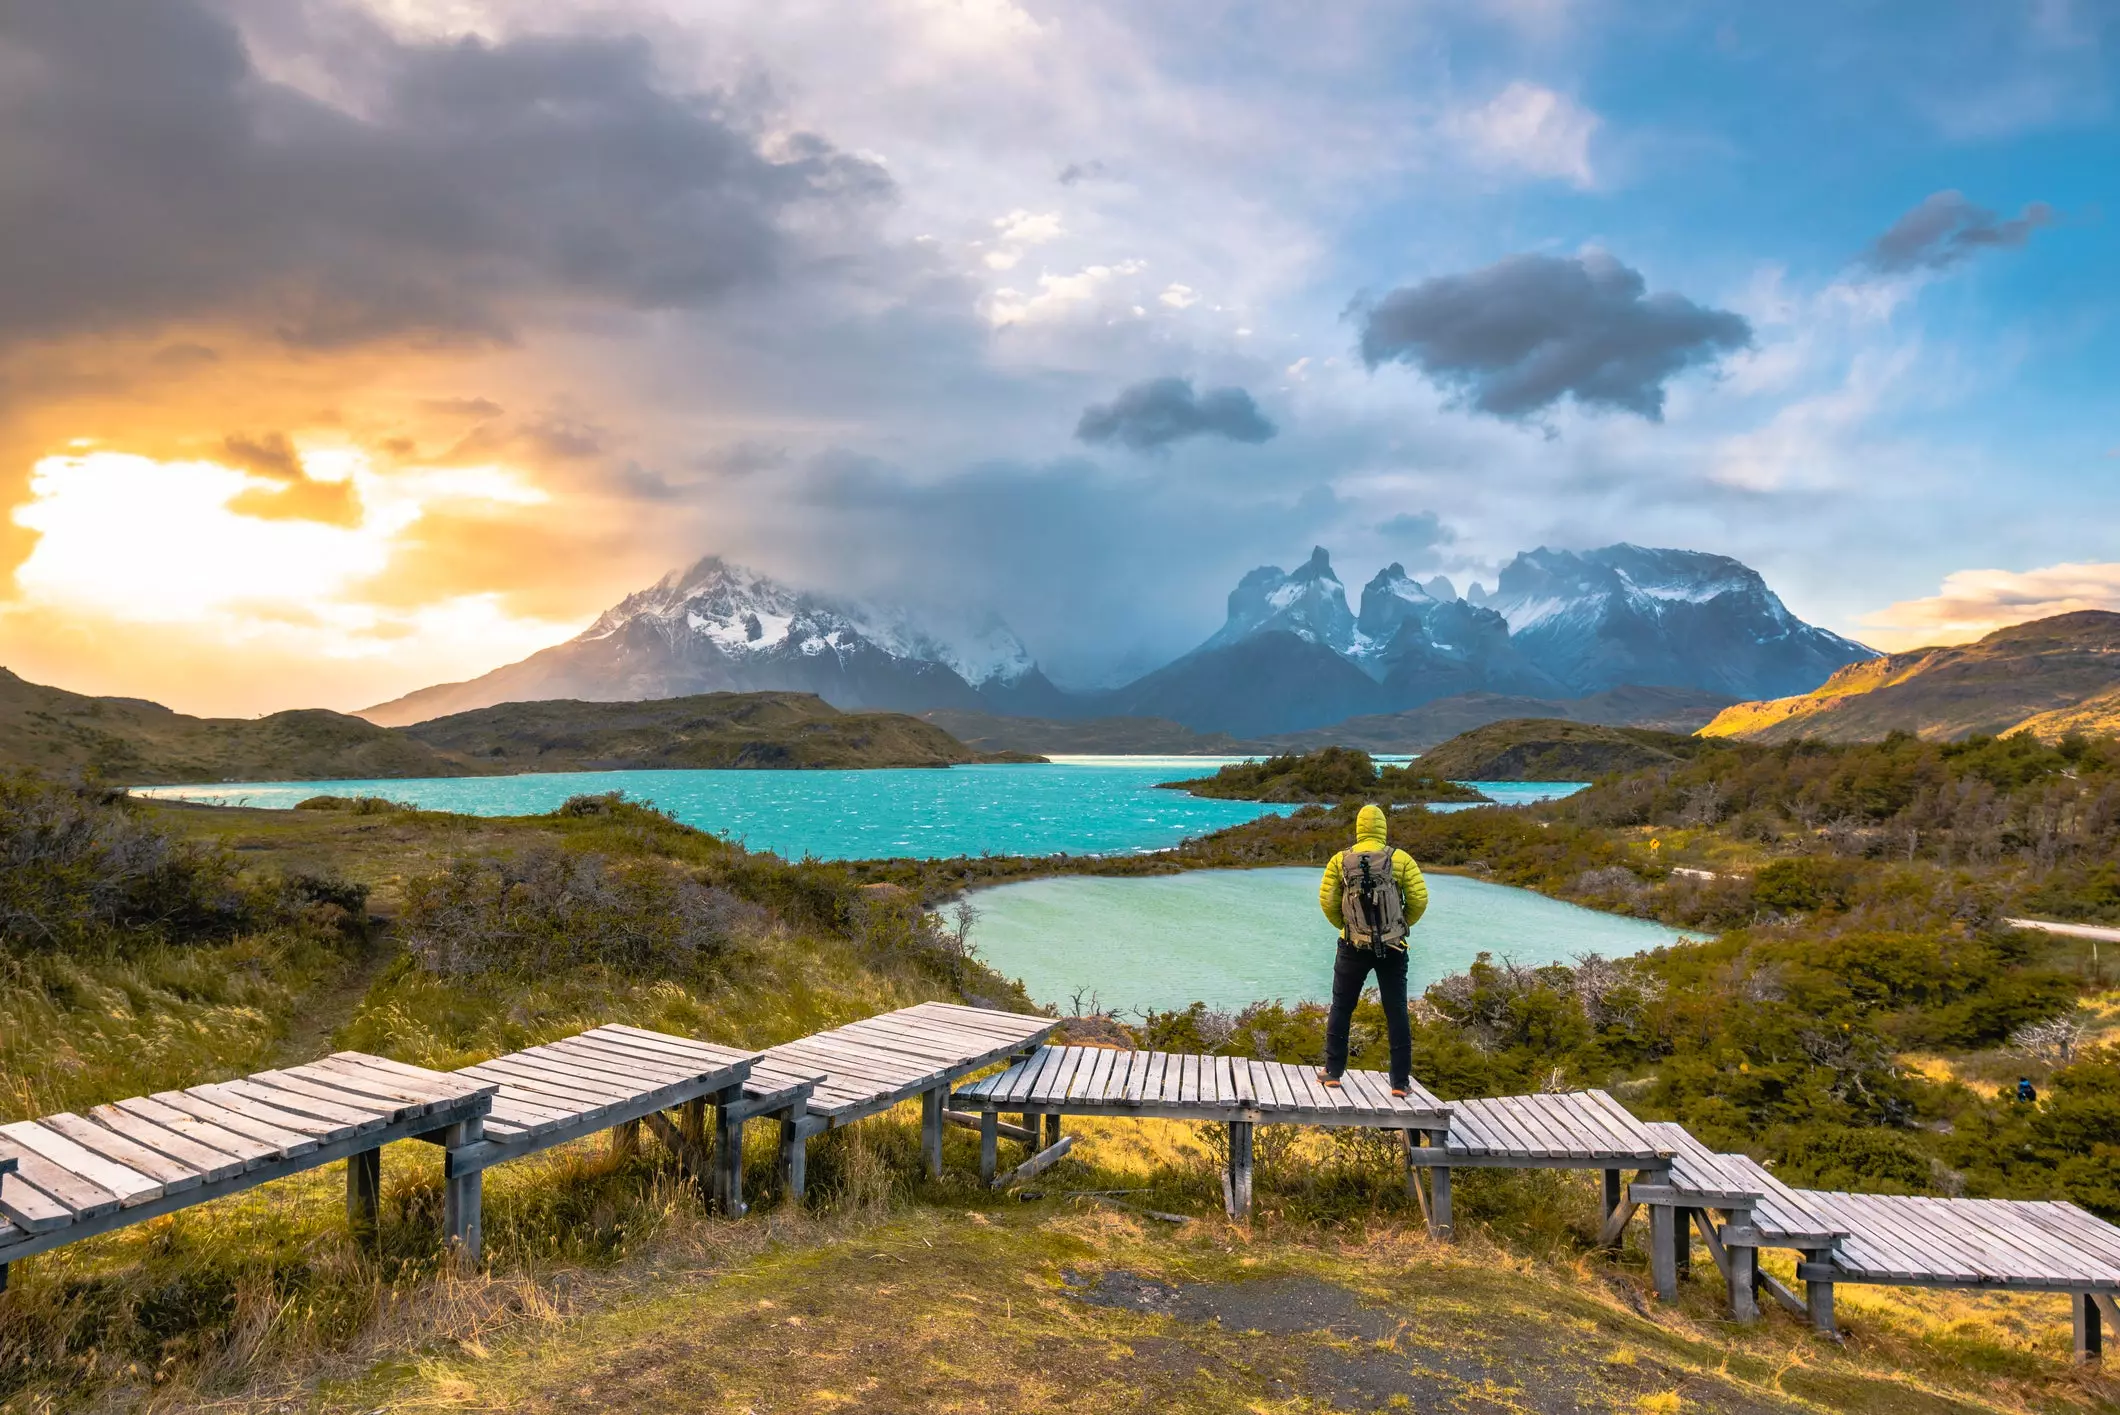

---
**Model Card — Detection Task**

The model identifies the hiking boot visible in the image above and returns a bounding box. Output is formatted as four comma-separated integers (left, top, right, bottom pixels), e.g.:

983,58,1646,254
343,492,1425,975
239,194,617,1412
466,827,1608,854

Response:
1391,1085,1410,1098
1316,1070,1342,1088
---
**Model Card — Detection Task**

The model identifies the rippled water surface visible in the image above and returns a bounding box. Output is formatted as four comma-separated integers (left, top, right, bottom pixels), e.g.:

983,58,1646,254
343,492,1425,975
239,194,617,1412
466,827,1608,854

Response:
136,760,1586,862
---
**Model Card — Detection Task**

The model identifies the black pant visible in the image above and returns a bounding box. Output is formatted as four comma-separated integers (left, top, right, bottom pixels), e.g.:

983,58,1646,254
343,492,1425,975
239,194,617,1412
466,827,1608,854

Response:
1323,939,1411,1088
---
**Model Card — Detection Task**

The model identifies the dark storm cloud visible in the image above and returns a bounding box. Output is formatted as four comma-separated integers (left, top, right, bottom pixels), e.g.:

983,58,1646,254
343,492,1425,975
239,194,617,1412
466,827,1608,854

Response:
1355,252,1752,422
0,0,892,351
1075,377,1277,451
1867,190,2055,273
1378,509,1456,552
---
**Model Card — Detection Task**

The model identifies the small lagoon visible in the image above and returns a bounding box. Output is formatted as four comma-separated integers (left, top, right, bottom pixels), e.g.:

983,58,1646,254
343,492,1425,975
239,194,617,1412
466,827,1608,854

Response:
135,760,1587,862
965,867,1690,1015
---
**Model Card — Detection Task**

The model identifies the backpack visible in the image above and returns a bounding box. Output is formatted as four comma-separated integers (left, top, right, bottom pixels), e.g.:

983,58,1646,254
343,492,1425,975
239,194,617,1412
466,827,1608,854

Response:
1339,848,1407,950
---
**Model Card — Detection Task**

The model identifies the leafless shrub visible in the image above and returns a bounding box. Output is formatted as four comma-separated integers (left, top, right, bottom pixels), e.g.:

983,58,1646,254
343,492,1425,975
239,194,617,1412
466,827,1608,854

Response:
2007,1015,2088,1067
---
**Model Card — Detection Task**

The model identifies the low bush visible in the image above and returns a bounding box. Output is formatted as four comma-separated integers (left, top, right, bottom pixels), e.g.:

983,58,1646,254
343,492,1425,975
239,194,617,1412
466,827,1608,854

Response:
397,847,764,981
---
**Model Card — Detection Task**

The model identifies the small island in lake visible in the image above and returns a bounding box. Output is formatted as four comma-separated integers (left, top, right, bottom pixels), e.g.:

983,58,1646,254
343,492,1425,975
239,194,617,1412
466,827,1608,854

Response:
1159,745,1490,804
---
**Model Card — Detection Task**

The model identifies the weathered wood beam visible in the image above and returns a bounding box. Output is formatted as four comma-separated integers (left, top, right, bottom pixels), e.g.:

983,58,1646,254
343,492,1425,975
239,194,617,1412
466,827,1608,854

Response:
1758,1270,1808,1318
994,1136,1074,1191
945,1110,1037,1144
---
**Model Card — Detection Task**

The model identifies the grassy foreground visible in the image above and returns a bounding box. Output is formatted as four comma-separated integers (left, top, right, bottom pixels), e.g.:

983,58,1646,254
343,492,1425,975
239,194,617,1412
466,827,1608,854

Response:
5,766,2120,1410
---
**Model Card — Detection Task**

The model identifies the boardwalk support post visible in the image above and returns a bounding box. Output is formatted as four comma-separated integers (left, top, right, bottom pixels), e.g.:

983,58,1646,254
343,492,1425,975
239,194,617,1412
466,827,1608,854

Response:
776,1099,809,1204
714,1084,747,1218
1649,1204,1679,1300
922,1087,945,1179
1044,1113,1062,1147
979,1110,998,1186
1601,1169,1624,1250
346,1147,381,1249
443,1118,484,1270
1803,1250,1837,1339
610,1117,640,1162
2077,1293,2104,1365
1425,1130,1453,1240
681,1097,707,1157
1226,1121,1254,1224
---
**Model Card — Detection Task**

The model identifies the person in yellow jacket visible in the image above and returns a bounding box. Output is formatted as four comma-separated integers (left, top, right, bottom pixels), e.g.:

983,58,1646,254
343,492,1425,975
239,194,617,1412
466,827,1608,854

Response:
1317,802,1428,1095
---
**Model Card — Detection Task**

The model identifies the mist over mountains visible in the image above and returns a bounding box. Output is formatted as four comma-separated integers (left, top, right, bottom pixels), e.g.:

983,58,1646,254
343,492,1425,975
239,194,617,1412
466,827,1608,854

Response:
362,546,1877,736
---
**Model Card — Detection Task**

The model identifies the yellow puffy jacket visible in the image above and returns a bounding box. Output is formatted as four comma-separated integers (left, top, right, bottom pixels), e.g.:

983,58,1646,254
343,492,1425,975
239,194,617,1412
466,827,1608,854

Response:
1318,803,1429,943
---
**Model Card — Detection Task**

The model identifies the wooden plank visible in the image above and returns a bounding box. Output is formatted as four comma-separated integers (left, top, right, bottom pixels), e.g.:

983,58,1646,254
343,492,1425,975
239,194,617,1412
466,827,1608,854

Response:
87,1105,248,1182
1892,1200,2052,1282
0,1135,122,1218
1910,1198,2101,1283
187,1083,347,1140
0,1161,74,1232
301,1055,463,1109
1497,1096,1571,1157
1016,1046,1059,1105
558,1029,744,1073
541,1037,709,1083
38,1114,204,1192
772,1033,940,1083
1231,1058,1258,1107
1339,1069,1389,1113
329,1050,497,1097
0,1154,78,1230
152,1091,317,1157
245,1071,401,1123
219,1078,389,1132
1047,1047,1089,1104
1962,1201,2120,1282
463,1066,612,1114
475,1055,637,1102
492,1049,662,1096
112,1097,279,1166
904,1002,1053,1038
1092,1047,1126,1102
589,1025,752,1065
0,1121,165,1206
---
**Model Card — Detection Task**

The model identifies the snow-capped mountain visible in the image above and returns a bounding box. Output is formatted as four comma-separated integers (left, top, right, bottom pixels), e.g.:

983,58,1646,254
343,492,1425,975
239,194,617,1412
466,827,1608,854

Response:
1201,547,1358,653
361,557,1064,726
1098,544,1872,735
1482,545,1876,699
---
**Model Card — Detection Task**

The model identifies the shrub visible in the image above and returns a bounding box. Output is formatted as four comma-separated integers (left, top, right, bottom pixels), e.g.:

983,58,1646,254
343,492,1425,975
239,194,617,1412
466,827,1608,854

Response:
0,774,249,951
397,847,762,981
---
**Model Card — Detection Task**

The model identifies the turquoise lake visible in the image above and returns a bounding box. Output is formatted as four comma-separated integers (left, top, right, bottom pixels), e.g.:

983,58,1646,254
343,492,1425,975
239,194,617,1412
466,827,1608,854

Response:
133,759,1586,862
965,867,1691,1015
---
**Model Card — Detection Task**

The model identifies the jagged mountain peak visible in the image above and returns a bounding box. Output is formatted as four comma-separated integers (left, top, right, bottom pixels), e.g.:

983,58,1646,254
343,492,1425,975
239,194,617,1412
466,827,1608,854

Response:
1205,548,1356,653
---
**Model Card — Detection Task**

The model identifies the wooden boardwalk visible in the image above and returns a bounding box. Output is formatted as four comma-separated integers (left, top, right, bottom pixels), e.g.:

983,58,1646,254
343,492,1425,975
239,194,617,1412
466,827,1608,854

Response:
744,1002,1059,1207
14,1007,2120,1366
450,1025,767,1220
1632,1119,2120,1354
0,1054,493,1286
954,1045,1449,1219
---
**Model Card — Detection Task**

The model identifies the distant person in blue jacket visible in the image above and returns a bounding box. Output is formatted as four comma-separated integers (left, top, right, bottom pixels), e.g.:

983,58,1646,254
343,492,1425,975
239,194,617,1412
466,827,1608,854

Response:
1317,803,1429,1097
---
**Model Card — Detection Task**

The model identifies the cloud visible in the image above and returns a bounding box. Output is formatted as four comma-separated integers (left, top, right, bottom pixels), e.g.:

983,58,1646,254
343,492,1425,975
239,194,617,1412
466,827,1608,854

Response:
1454,81,1599,187
1075,377,1278,452
1378,510,1457,553
1866,190,2056,273
0,0,892,352
1356,252,1752,421
1859,561,2120,649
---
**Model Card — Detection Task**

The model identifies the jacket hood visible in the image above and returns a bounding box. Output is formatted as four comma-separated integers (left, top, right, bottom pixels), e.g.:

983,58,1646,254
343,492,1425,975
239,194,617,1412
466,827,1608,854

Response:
1354,803,1388,847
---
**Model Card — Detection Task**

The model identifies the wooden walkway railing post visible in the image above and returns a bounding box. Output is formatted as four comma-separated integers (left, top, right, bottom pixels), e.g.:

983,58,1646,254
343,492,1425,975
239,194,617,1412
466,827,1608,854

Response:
2077,1294,2103,1364
712,1082,746,1218
442,1116,484,1269
775,1098,809,1201
1225,1122,1254,1223
0,1156,12,1293
346,1148,381,1249
1601,1169,1624,1251
921,1088,945,1179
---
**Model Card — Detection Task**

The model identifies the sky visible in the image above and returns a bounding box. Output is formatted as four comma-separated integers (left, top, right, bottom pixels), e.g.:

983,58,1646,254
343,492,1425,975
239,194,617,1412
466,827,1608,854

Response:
0,0,2114,715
